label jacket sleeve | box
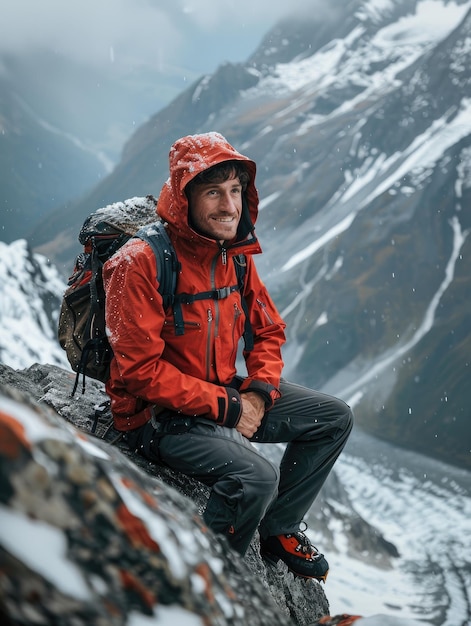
[238,256,286,408]
[103,240,242,428]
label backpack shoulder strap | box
[233,253,254,352]
[134,221,180,309]
[233,253,246,291]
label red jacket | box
[103,133,286,431]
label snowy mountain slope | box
[268,4,471,465]
[227,0,471,467]
[322,431,471,624]
[0,240,68,368]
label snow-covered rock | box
[0,239,68,369]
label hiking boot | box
[259,530,329,581]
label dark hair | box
[186,160,250,195]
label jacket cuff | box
[217,387,242,428]
[239,379,281,410]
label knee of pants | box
[241,455,280,503]
[210,456,279,524]
[306,397,354,441]
[327,397,354,429]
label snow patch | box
[0,505,91,600]
[0,239,68,369]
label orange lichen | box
[318,615,362,625]
[0,411,31,458]
[120,476,158,509]
[116,503,160,552]
[119,569,156,609]
[194,563,214,604]
[120,476,136,489]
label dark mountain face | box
[0,71,107,244]
[30,0,471,468]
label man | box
[103,132,353,581]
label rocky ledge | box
[0,363,333,625]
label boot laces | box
[293,531,312,554]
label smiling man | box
[103,132,353,580]
[186,160,246,243]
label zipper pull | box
[221,247,227,265]
[207,308,213,323]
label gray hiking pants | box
[129,378,353,555]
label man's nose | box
[220,191,237,211]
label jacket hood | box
[157,132,260,250]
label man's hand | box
[236,391,266,438]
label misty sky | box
[0,0,313,160]
[1,0,310,81]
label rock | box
[0,363,330,625]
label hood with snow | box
[157,132,260,249]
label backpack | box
[58,195,252,396]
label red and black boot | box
[260,529,329,582]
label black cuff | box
[240,380,278,409]
[218,387,242,428]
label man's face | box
[188,174,243,243]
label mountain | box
[0,41,204,246]
[0,71,108,244]
[26,0,470,470]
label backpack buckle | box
[215,286,232,299]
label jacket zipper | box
[206,307,213,380]
[230,303,242,362]
[206,249,228,379]
[211,254,221,340]
[256,298,275,325]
